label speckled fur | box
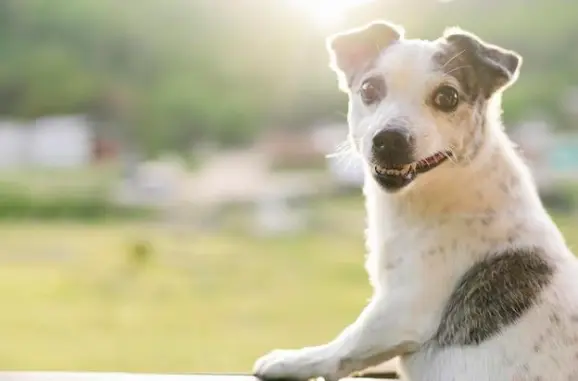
[253,21,578,381]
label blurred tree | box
[0,0,574,156]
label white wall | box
[0,115,93,168]
[0,122,27,168]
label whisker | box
[444,64,472,76]
[441,49,466,70]
[326,139,353,159]
[327,139,362,172]
[442,150,452,160]
[446,149,458,165]
[336,111,348,120]
[447,144,460,164]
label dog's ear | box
[442,27,522,98]
[327,21,404,91]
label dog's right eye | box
[359,77,385,105]
[432,85,460,112]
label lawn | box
[0,198,576,373]
[0,196,370,373]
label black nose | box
[372,127,414,166]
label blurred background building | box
[0,0,576,374]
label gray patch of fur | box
[433,46,482,103]
[433,30,521,101]
[435,247,554,347]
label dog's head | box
[327,21,522,193]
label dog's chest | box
[367,225,439,282]
[365,220,481,291]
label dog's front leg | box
[253,294,422,381]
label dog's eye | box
[359,77,385,105]
[432,85,459,112]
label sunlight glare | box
[289,0,375,29]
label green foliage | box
[0,0,575,155]
[0,183,151,221]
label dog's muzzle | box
[370,128,451,192]
[371,127,415,191]
[371,127,414,167]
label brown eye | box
[359,77,385,105]
[432,85,459,112]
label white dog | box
[253,21,578,381]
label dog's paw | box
[253,348,340,381]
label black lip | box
[373,171,415,192]
[372,152,450,192]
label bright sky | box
[288,0,376,29]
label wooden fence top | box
[0,373,398,381]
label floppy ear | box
[327,21,404,91]
[442,27,522,98]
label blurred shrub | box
[0,183,152,221]
[540,182,578,214]
[0,0,575,157]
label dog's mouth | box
[372,150,451,192]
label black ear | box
[327,21,404,91]
[441,27,522,99]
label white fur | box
[253,26,578,381]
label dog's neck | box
[364,109,545,226]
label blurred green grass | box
[0,198,576,373]
[0,196,369,373]
[0,165,119,196]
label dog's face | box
[327,22,522,193]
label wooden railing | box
[0,372,399,381]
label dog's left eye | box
[359,77,385,105]
[432,85,459,112]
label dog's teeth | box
[375,165,389,175]
[375,165,408,176]
[375,150,450,179]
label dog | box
[253,21,578,381]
